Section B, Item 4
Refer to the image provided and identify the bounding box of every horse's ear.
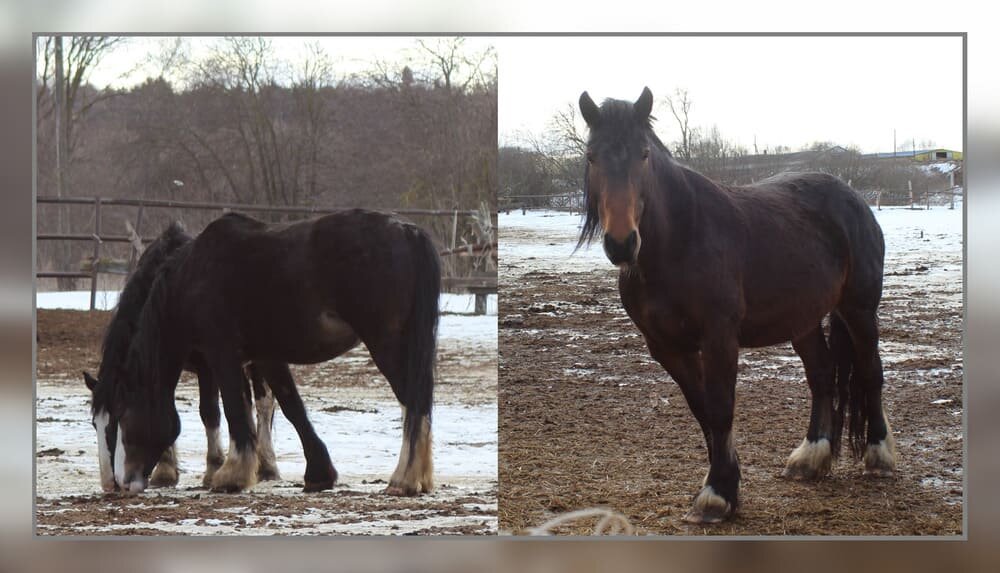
[634,86,654,121]
[579,91,600,127]
[84,371,98,391]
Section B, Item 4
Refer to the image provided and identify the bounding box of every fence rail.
[37,196,496,311]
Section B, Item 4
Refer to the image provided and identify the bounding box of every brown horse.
[578,87,895,523]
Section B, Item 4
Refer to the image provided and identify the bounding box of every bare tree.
[416,37,496,93]
[664,88,693,161]
[36,35,126,288]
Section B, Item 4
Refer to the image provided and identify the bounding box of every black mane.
[91,222,191,415]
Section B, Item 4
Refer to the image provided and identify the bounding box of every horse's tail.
[830,313,866,458]
[401,226,440,460]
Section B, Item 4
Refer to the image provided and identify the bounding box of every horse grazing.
[97,209,439,496]
[85,222,283,492]
[577,87,895,523]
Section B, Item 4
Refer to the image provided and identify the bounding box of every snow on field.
[36,292,498,346]
[500,204,964,280]
[35,379,497,499]
[35,288,497,534]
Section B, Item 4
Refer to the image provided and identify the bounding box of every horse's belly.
[245,311,361,364]
[738,302,834,347]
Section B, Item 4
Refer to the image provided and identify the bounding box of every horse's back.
[727,172,884,342]
[181,209,438,356]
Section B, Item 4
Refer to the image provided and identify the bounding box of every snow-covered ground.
[35,380,496,497]
[500,204,964,281]
[35,291,498,535]
[36,292,498,347]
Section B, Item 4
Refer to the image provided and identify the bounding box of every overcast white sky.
[43,35,962,156]
[51,35,496,91]
[497,36,963,154]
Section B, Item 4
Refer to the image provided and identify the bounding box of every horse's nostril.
[625,230,638,252]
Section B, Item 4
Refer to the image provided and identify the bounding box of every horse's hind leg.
[838,306,896,476]
[255,361,337,492]
[149,445,180,487]
[247,363,281,481]
[784,324,836,480]
[366,335,434,497]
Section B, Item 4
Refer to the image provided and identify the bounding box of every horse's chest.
[621,279,699,348]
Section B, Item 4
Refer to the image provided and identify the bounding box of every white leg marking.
[255,392,280,480]
[150,445,180,487]
[389,406,411,487]
[784,437,833,480]
[203,427,225,487]
[210,439,259,492]
[863,439,897,477]
[864,408,897,477]
[113,423,126,489]
[683,485,732,524]
[93,411,115,492]
[387,409,433,495]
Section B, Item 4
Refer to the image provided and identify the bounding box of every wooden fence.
[37,196,497,312]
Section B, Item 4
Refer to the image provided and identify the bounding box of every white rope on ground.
[526,507,637,536]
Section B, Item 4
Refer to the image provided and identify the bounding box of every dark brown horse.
[578,87,895,523]
[84,222,283,492]
[94,210,439,496]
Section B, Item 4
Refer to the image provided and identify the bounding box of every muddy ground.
[498,209,963,536]
[35,306,497,536]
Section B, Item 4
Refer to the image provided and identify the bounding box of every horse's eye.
[586,151,595,164]
[642,148,650,160]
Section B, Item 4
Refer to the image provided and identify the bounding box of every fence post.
[127,204,145,274]
[451,210,458,251]
[89,198,103,311]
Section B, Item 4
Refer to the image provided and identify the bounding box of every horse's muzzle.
[603,230,639,266]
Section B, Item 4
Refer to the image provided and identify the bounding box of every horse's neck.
[641,159,698,254]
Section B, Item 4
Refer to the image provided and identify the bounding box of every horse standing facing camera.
[577,87,895,523]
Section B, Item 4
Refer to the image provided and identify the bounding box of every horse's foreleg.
[209,354,260,493]
[785,325,836,480]
[683,331,741,524]
[256,361,337,492]
[149,444,180,487]
[247,363,281,481]
[196,365,226,488]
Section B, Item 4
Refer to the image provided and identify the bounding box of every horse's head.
[578,86,657,267]
[84,363,179,495]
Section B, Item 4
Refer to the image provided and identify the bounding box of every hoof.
[682,486,733,524]
[384,484,419,496]
[149,466,179,488]
[257,466,282,482]
[863,439,896,478]
[208,444,258,493]
[202,458,225,488]
[303,479,335,493]
[783,438,832,481]
[302,464,337,493]
[210,482,245,494]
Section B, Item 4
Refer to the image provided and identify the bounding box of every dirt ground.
[498,210,963,536]
[35,307,497,536]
